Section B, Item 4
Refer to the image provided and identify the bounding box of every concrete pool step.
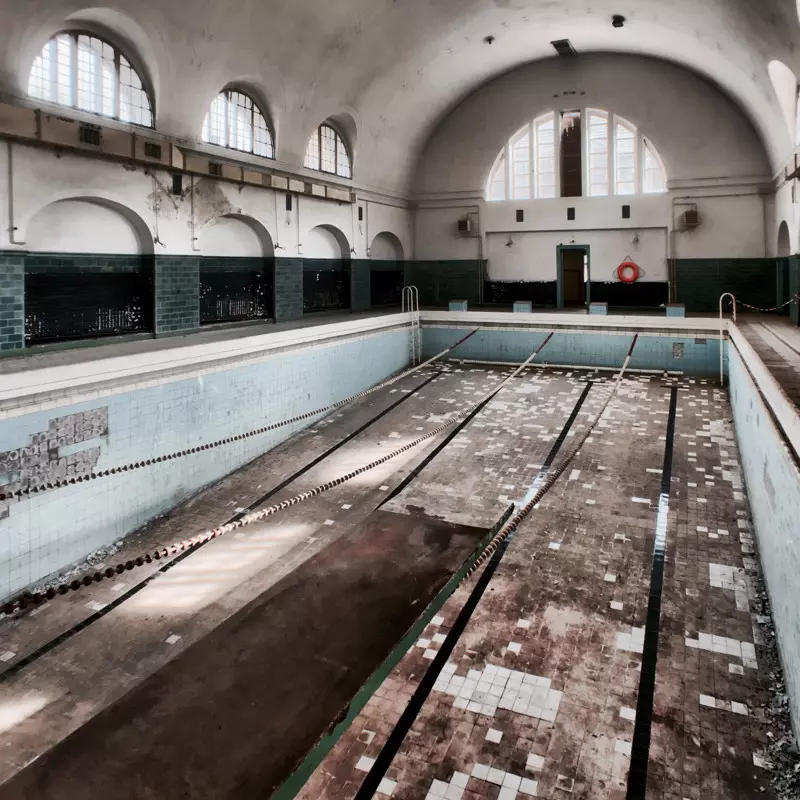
[0,509,494,800]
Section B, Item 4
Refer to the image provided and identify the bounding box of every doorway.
[557,245,590,309]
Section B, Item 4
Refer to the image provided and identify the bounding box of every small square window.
[171,174,183,195]
[622,205,631,219]
[567,207,576,221]
[516,209,524,222]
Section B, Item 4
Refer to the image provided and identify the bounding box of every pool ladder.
[402,285,421,366]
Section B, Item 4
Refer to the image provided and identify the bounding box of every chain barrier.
[731,293,799,313]
[1,330,553,616]
[0,328,480,503]
[464,334,640,578]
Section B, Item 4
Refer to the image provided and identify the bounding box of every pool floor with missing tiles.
[296,371,778,800]
[0,366,781,800]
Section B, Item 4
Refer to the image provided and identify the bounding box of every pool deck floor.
[0,363,783,799]
[738,318,800,411]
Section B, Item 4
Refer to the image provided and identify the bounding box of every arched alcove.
[304,224,350,260]
[778,221,791,258]
[303,224,351,312]
[198,214,274,258]
[370,231,404,261]
[198,214,275,325]
[369,231,405,307]
[24,198,154,344]
[768,61,797,143]
[26,197,151,254]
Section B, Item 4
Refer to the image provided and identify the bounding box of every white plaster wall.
[365,201,412,260]
[26,199,142,254]
[414,206,483,261]
[768,181,799,257]
[198,217,265,258]
[671,194,766,259]
[370,232,404,260]
[0,0,793,194]
[304,225,346,259]
[414,55,772,196]
[412,55,772,266]
[485,228,667,283]
[0,143,412,259]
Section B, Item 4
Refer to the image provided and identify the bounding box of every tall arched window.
[28,32,153,127]
[202,89,274,159]
[796,88,800,146]
[304,122,352,179]
[486,108,666,201]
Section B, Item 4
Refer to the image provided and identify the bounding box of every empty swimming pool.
[0,312,796,800]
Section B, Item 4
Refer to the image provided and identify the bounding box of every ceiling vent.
[551,39,577,57]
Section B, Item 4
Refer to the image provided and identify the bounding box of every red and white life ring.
[616,260,640,284]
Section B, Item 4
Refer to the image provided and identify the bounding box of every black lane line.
[354,380,594,800]
[626,386,678,799]
[0,371,441,685]
[382,361,561,507]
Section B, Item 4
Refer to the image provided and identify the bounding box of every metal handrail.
[402,285,420,365]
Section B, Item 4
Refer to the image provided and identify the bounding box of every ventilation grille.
[208,162,222,177]
[144,141,162,159]
[683,209,700,228]
[78,125,101,146]
[551,39,577,57]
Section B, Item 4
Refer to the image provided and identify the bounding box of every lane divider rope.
[0,328,480,503]
[464,333,640,578]
[1,331,553,616]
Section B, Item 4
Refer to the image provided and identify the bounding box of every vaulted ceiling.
[0,0,798,193]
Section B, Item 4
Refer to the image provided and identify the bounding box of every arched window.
[201,89,274,159]
[28,32,152,127]
[796,88,800,146]
[486,108,666,201]
[304,122,352,179]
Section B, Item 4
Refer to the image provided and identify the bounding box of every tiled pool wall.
[422,324,723,376]
[728,344,800,738]
[0,327,409,601]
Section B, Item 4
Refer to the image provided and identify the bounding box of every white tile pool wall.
[728,343,800,739]
[0,327,409,600]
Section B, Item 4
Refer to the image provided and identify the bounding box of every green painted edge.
[271,502,515,799]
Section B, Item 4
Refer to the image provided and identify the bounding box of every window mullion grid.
[48,38,58,104]
[611,115,617,196]
[504,139,512,201]
[608,116,614,196]
[581,108,587,196]
[527,121,534,202]
[638,132,644,194]
[93,39,102,115]
[114,50,120,119]
[223,92,230,149]
[70,34,78,109]
[553,113,560,199]
[250,101,255,154]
